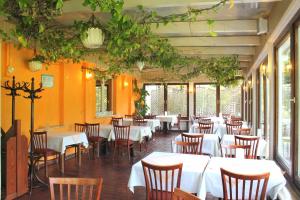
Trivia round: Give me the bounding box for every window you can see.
[276,34,293,170]
[144,83,189,117]
[96,80,112,115]
[220,85,242,116]
[194,84,217,116]
[296,22,300,180]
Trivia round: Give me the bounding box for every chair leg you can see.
[44,155,48,177]
[127,146,131,161]
[113,143,117,159]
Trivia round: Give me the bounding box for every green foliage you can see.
[0,0,241,86]
[133,80,149,117]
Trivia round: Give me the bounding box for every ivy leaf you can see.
[17,35,27,47]
[56,0,64,9]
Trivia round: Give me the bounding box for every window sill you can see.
[96,111,113,118]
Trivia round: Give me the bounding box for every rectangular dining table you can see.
[199,157,286,199]
[156,115,178,133]
[47,131,89,173]
[122,118,161,132]
[128,151,210,197]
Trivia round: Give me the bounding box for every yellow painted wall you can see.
[1,43,135,138]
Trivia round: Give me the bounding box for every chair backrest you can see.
[32,131,48,151]
[144,115,156,119]
[220,168,270,200]
[49,177,103,200]
[198,122,214,134]
[221,144,251,159]
[141,160,183,200]
[226,123,242,135]
[113,125,130,141]
[234,135,259,159]
[125,114,133,118]
[175,141,201,155]
[181,133,204,155]
[75,123,86,132]
[133,117,147,126]
[172,188,200,200]
[86,123,100,138]
[198,118,211,123]
[112,117,123,126]
[237,128,251,135]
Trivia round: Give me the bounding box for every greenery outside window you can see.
[96,80,112,116]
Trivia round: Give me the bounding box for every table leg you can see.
[78,144,82,167]
[163,122,168,133]
[60,153,65,174]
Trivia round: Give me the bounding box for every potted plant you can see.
[28,55,45,72]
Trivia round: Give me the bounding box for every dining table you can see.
[47,131,89,173]
[128,151,210,198]
[156,115,178,133]
[122,118,161,132]
[99,125,152,142]
[221,134,268,157]
[199,157,286,199]
[172,133,221,156]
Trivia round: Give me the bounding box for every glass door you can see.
[276,34,294,171]
[194,84,217,116]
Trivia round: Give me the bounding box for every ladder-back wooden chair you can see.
[113,125,133,160]
[226,123,242,135]
[234,135,259,159]
[32,131,61,177]
[112,117,123,126]
[198,122,214,134]
[86,123,105,159]
[172,188,200,200]
[221,168,270,200]
[175,141,202,155]
[220,144,251,159]
[236,128,251,135]
[181,133,204,155]
[142,160,183,200]
[49,177,103,200]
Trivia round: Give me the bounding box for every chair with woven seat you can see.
[113,125,133,160]
[221,168,270,200]
[32,131,61,177]
[172,188,200,200]
[220,144,251,159]
[175,141,201,155]
[181,133,204,155]
[226,122,242,135]
[86,123,105,159]
[112,117,123,126]
[49,177,103,200]
[236,128,251,135]
[198,122,214,134]
[142,160,183,200]
[234,135,259,159]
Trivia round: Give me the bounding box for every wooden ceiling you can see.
[60,0,282,73]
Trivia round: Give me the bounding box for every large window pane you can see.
[167,84,188,117]
[297,24,300,178]
[195,84,216,116]
[145,85,164,115]
[220,85,241,116]
[277,35,292,168]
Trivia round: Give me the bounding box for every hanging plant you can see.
[133,79,149,117]
[28,55,45,72]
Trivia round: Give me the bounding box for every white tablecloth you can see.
[128,152,210,197]
[190,122,248,138]
[221,135,267,157]
[173,133,221,156]
[99,125,152,143]
[199,157,286,199]
[156,115,178,126]
[123,118,161,132]
[47,131,89,154]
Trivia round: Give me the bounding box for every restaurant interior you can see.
[1,0,300,199]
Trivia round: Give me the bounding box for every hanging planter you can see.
[81,27,104,49]
[28,55,45,72]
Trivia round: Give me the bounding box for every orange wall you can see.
[1,43,135,138]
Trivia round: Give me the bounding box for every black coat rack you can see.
[22,77,44,194]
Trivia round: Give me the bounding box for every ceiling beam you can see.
[168,36,260,47]
[151,20,258,37]
[177,46,255,55]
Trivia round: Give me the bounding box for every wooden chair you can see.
[112,117,123,126]
[141,160,183,200]
[198,122,214,134]
[49,177,103,200]
[172,188,200,200]
[234,135,259,159]
[198,118,211,123]
[86,123,105,159]
[175,141,201,155]
[181,133,204,155]
[75,123,86,132]
[221,144,251,158]
[133,117,147,126]
[236,128,251,135]
[226,123,242,135]
[32,131,61,177]
[125,114,133,118]
[221,168,270,200]
[113,125,133,160]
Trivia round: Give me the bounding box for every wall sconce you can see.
[123,81,129,88]
[86,71,93,79]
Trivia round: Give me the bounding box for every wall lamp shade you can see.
[86,71,93,79]
[82,28,104,49]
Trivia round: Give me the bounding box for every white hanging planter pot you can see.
[28,60,43,72]
[136,61,145,71]
[82,27,104,49]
